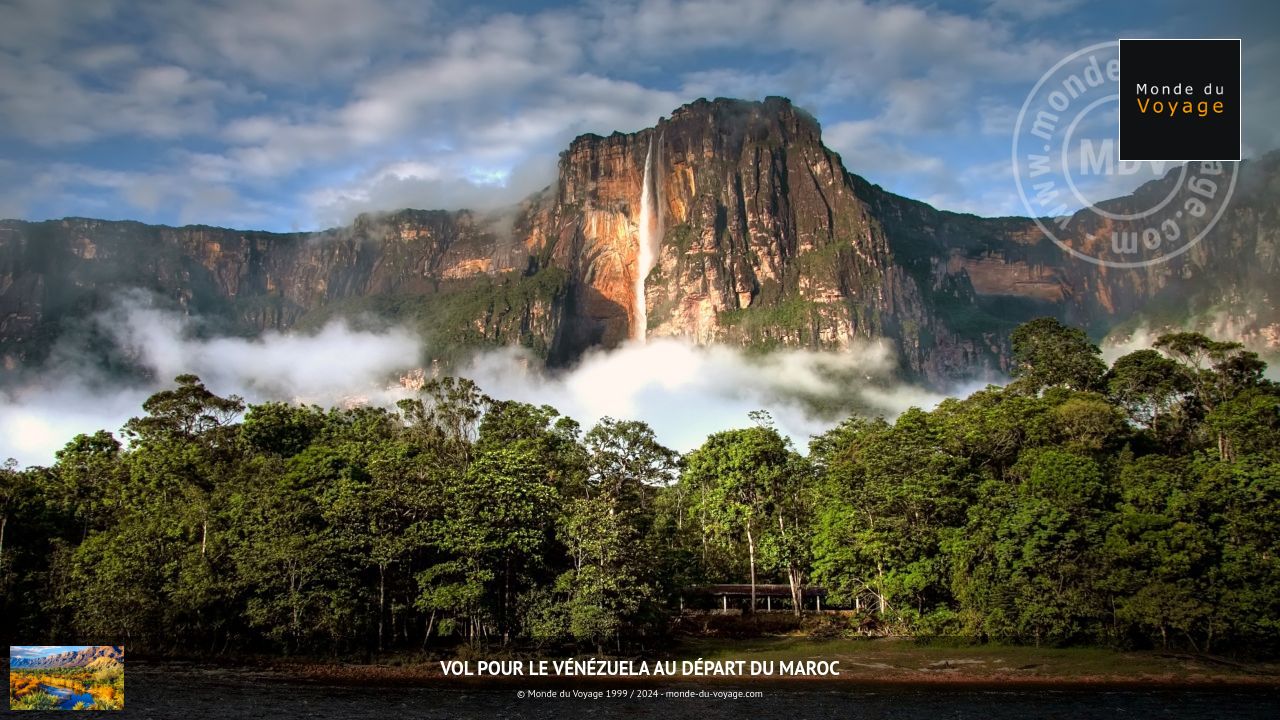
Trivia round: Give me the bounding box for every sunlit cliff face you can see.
[633,136,663,341]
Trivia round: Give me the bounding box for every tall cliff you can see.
[1,97,1277,386]
[512,97,998,381]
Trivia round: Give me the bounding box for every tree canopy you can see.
[1,319,1277,657]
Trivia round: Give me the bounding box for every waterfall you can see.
[634,135,662,341]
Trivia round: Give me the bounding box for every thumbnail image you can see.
[8,646,123,711]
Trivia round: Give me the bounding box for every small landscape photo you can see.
[8,646,124,711]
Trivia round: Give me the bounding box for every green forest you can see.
[0,319,1277,658]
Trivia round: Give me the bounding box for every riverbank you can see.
[238,638,1280,688]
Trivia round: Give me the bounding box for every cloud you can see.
[0,0,118,60]
[9,646,80,660]
[305,154,559,226]
[589,0,1060,80]
[0,50,259,146]
[877,78,974,135]
[154,0,435,86]
[1101,312,1280,379]
[922,160,1026,217]
[0,292,955,465]
[985,0,1082,21]
[459,338,912,452]
[93,293,424,401]
[14,163,283,230]
[0,293,424,464]
[0,0,1272,233]
[827,120,948,177]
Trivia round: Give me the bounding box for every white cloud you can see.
[0,59,255,145]
[154,0,435,85]
[0,293,953,465]
[0,294,425,464]
[19,163,282,229]
[878,78,974,135]
[0,0,1271,232]
[69,44,141,72]
[825,119,954,187]
[0,0,119,59]
[922,160,1024,217]
[986,0,1082,20]
[304,154,558,226]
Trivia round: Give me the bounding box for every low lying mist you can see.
[1102,318,1280,380]
[1,295,971,466]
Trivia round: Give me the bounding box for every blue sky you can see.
[10,646,85,660]
[1,0,1276,232]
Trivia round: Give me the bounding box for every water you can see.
[119,663,1280,719]
[39,683,96,710]
[634,135,662,341]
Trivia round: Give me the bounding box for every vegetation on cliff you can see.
[293,266,571,362]
[0,319,1276,658]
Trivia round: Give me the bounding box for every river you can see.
[38,683,96,710]
[116,663,1280,719]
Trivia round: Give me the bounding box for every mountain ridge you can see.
[9,646,123,669]
[1,97,1276,387]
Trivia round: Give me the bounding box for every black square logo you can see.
[1119,39,1241,161]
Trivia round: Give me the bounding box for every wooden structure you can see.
[685,584,828,612]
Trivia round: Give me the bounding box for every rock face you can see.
[0,209,568,374]
[516,97,998,382]
[1,97,1277,386]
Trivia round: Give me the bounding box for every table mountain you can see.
[1,97,1276,387]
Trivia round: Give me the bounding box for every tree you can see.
[1153,332,1264,411]
[124,374,244,443]
[534,496,656,650]
[1154,333,1272,457]
[1107,349,1191,431]
[1189,455,1280,652]
[583,417,678,509]
[953,449,1110,645]
[51,432,126,544]
[397,376,488,466]
[1010,317,1106,393]
[683,423,800,614]
[0,460,25,633]
[123,375,245,558]
[1102,455,1212,649]
[233,448,353,653]
[1205,389,1280,461]
[812,410,968,628]
[526,418,676,647]
[323,438,439,652]
[1050,392,1128,453]
[240,403,325,458]
[932,388,1056,480]
[0,459,19,567]
[420,440,558,645]
[761,449,814,617]
[5,323,1279,659]
[1153,332,1240,373]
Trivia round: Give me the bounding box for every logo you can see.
[1119,39,1241,161]
[1012,41,1238,268]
